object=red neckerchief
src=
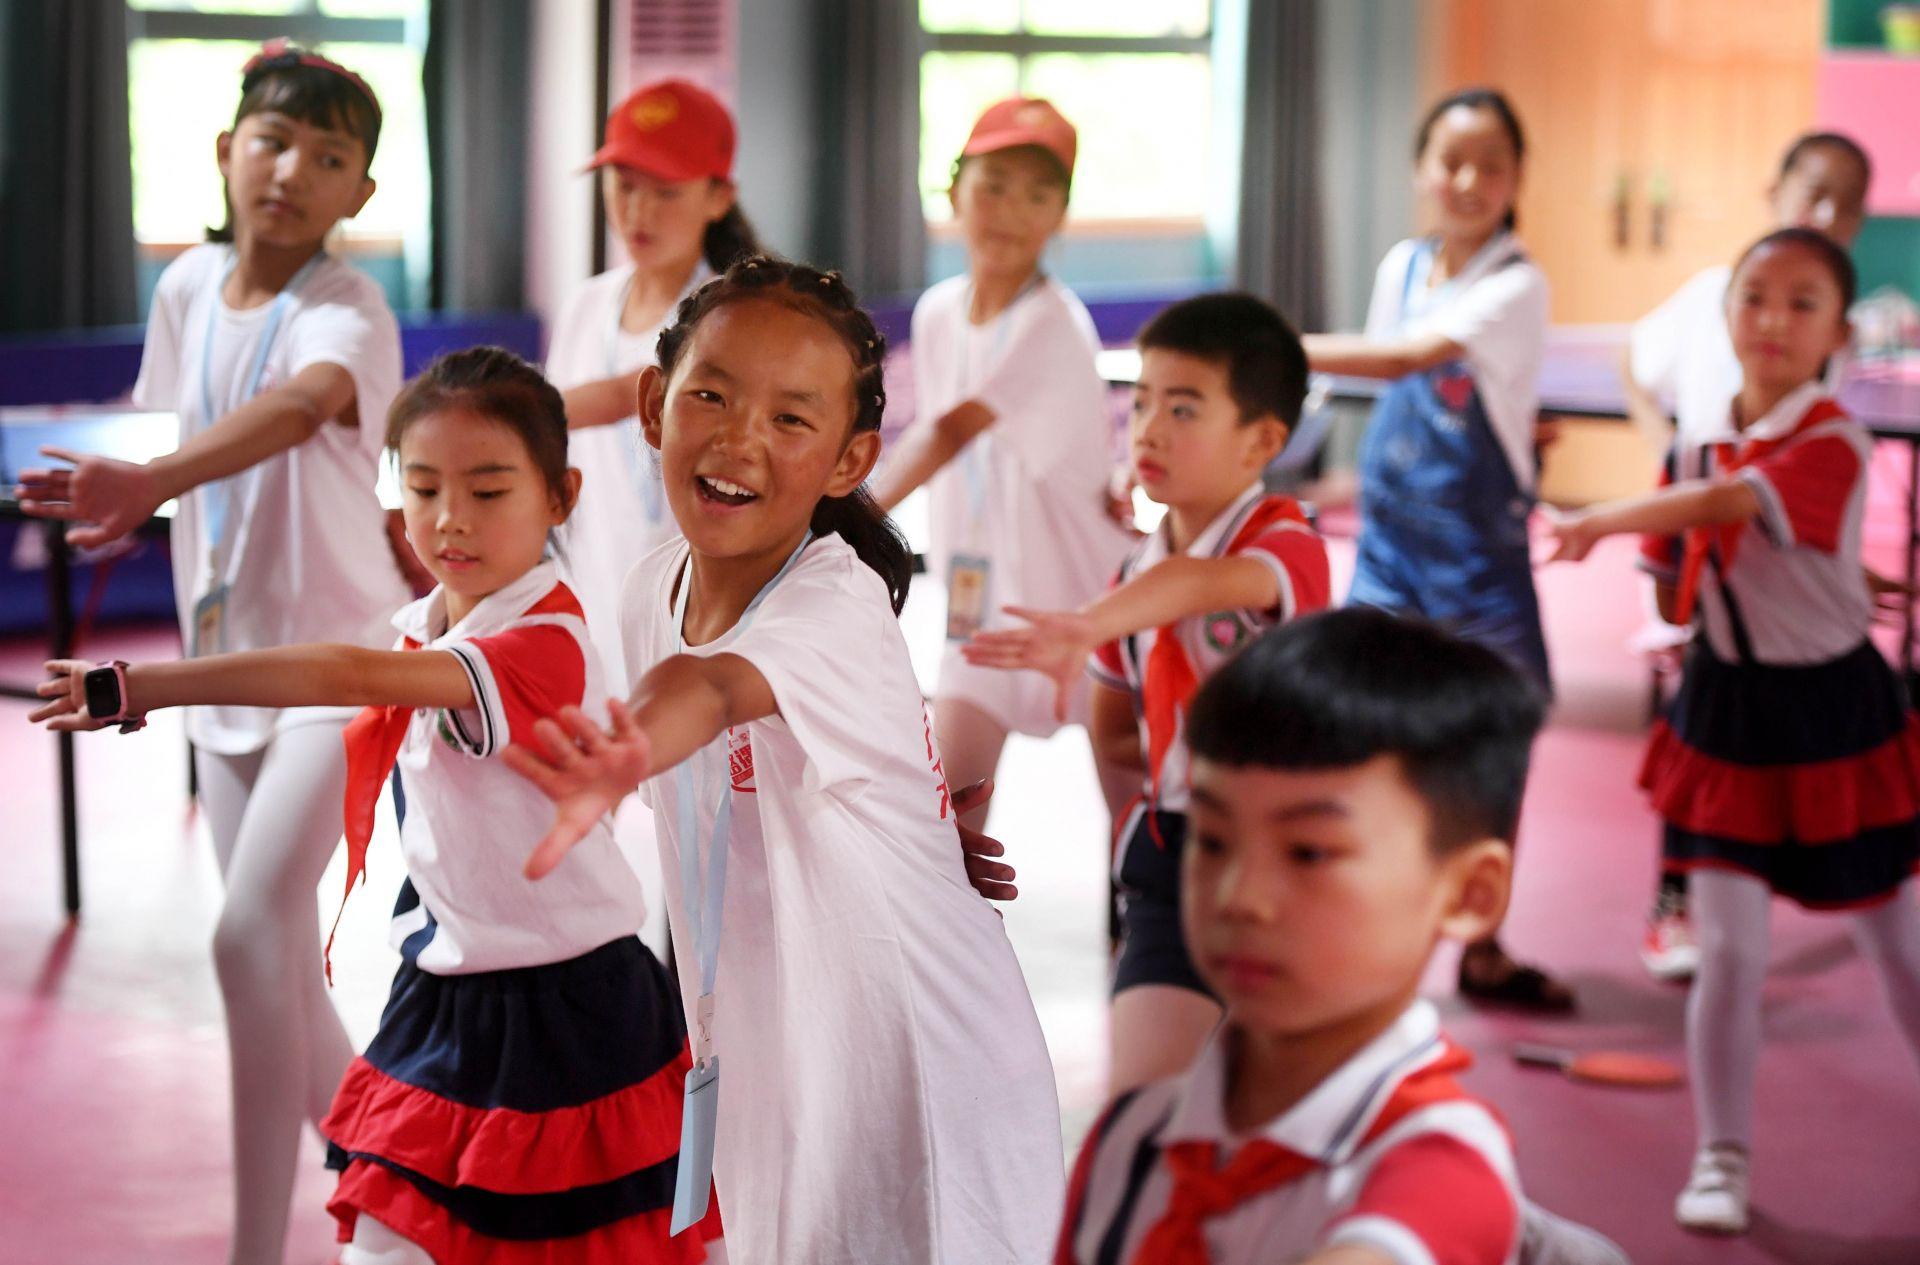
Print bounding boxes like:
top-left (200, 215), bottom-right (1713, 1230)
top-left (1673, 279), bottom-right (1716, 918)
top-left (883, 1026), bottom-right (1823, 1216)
top-left (1141, 497), bottom-right (1312, 829)
top-left (1671, 398), bottom-right (1846, 627)
top-left (1129, 1039), bottom-right (1476, 1264)
top-left (1129, 1139), bottom-right (1318, 1265)
top-left (324, 635), bottom-right (420, 984)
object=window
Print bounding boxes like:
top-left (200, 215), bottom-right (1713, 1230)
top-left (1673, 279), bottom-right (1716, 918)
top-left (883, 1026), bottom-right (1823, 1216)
top-left (918, 1), bottom-right (1213, 225)
top-left (126, 0), bottom-right (430, 309)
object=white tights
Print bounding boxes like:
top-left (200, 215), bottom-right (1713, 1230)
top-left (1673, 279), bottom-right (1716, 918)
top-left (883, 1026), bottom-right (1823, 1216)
top-left (195, 719), bottom-right (356, 1265)
top-left (1688, 869), bottom-right (1920, 1151)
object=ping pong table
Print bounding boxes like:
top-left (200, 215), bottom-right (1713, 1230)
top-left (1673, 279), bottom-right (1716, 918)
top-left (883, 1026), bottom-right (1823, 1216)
top-left (3, 406), bottom-right (404, 917)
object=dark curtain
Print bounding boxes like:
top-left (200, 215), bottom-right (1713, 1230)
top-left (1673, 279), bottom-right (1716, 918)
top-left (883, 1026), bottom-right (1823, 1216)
top-left (425, 0), bottom-right (532, 310)
top-left (1235, 0), bottom-right (1326, 333)
top-left (806, 0), bottom-right (926, 299)
top-left (0, 1), bottom-right (138, 332)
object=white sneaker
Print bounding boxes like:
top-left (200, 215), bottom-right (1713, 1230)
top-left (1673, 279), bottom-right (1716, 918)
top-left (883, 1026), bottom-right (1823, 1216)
top-left (1675, 1145), bottom-right (1750, 1234)
top-left (1641, 892), bottom-right (1700, 982)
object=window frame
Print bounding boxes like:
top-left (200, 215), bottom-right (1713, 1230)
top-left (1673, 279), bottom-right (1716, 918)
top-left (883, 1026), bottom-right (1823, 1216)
top-left (919, 4), bottom-right (1216, 233)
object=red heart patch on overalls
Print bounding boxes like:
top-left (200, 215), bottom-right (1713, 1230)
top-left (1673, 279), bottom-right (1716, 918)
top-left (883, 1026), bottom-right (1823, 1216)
top-left (1436, 370), bottom-right (1473, 412)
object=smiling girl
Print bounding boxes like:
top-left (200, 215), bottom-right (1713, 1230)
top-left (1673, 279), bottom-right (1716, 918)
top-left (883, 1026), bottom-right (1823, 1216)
top-left (508, 257), bottom-right (1065, 1262)
top-left (1302, 86), bottom-right (1569, 1013)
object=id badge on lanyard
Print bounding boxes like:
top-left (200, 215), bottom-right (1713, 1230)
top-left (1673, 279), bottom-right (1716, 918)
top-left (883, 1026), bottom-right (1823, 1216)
top-left (190, 251), bottom-right (322, 656)
top-left (665, 531), bottom-right (811, 1235)
top-left (942, 281), bottom-right (1034, 642)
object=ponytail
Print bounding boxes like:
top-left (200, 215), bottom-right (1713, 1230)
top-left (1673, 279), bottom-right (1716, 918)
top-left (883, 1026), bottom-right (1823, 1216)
top-left (656, 255), bottom-right (912, 613)
top-left (702, 202), bottom-right (762, 273)
top-left (810, 487), bottom-right (913, 615)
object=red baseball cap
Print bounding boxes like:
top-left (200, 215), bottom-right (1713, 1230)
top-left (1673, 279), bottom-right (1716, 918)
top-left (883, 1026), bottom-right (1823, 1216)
top-left (961, 97), bottom-right (1077, 181)
top-left (585, 79), bottom-right (735, 182)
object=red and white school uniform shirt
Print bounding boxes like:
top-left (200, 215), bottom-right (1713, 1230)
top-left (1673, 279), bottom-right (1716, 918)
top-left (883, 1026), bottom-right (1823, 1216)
top-left (620, 534), bottom-right (1065, 1263)
top-left (363, 561), bottom-right (648, 975)
top-left (1057, 1001), bottom-right (1521, 1265)
top-left (909, 273), bottom-right (1135, 736)
top-left (1638, 381), bottom-right (1873, 666)
top-left (1089, 484), bottom-right (1331, 813)
top-left (133, 243), bottom-right (409, 755)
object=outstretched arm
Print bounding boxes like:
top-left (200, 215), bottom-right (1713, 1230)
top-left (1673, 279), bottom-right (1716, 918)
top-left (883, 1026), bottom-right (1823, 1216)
top-left (13, 362), bottom-right (360, 548)
top-left (1547, 477), bottom-right (1761, 564)
top-left (871, 400), bottom-right (996, 512)
top-left (562, 374), bottom-right (643, 431)
top-left (963, 555), bottom-right (1279, 722)
top-left (508, 651), bottom-right (778, 877)
top-left (1302, 331), bottom-right (1463, 380)
top-left (29, 643), bottom-right (474, 730)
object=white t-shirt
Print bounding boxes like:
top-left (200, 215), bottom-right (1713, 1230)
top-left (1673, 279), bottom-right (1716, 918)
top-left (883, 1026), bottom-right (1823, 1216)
top-left (379, 562), bottom-right (647, 974)
top-left (546, 262), bottom-right (709, 686)
top-left (1364, 232), bottom-right (1550, 493)
top-left (1630, 265), bottom-right (1742, 447)
top-left (132, 243), bottom-right (408, 754)
top-left (621, 534), bottom-right (1064, 1264)
top-left (908, 274), bottom-right (1133, 736)
top-left (1630, 264), bottom-right (1858, 447)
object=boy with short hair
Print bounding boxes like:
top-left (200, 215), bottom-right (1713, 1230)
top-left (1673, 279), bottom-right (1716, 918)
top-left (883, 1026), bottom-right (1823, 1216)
top-left (1055, 608), bottom-right (1542, 1264)
top-left (964, 293), bottom-right (1332, 1095)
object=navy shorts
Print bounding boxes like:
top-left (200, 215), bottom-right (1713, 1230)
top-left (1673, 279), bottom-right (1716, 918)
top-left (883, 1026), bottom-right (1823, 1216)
top-left (1112, 808), bottom-right (1217, 1000)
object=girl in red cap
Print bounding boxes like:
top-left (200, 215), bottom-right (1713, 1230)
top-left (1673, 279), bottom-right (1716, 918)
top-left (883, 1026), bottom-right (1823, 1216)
top-left (871, 94), bottom-right (1136, 884)
top-left (551, 79), bottom-right (759, 690)
top-left (14, 43), bottom-right (409, 1265)
top-left (548, 82), bottom-right (760, 977)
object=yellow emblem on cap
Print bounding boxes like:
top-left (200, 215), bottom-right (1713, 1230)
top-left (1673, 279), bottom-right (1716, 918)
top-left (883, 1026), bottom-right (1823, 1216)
top-left (633, 92), bottom-right (679, 131)
top-left (1016, 102), bottom-right (1051, 126)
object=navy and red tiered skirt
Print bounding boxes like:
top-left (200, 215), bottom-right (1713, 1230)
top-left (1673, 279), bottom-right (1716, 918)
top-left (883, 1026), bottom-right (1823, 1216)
top-left (1643, 638), bottom-right (1920, 909)
top-left (322, 930), bottom-right (711, 1264)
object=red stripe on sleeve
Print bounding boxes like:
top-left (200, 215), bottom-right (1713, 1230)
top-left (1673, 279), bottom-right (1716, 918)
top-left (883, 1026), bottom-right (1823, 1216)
top-left (1239, 526), bottom-right (1332, 617)
top-left (1749, 433), bottom-right (1860, 554)
top-left (1330, 1132), bottom-right (1518, 1265)
top-left (466, 623), bottom-right (587, 748)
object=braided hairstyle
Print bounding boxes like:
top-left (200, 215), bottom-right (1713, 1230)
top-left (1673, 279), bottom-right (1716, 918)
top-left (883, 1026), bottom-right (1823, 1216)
top-left (654, 255), bottom-right (912, 613)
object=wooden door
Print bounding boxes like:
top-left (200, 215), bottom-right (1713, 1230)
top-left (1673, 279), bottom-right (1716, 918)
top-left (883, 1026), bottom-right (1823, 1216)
top-left (1432, 0), bottom-right (1820, 323)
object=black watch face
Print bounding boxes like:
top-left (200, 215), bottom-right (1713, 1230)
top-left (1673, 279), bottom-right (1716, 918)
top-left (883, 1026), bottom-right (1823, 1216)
top-left (83, 668), bottom-right (120, 720)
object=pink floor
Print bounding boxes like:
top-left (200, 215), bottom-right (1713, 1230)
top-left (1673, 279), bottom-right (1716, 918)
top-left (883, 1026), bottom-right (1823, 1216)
top-left (5, 489), bottom-right (1920, 1263)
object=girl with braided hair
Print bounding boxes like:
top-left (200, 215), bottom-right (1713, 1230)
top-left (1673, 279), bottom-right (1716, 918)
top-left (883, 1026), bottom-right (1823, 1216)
top-left (508, 255), bottom-right (1066, 1263)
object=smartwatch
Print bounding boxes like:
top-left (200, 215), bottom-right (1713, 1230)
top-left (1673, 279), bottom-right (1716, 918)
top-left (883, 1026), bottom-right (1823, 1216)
top-left (82, 661), bottom-right (146, 733)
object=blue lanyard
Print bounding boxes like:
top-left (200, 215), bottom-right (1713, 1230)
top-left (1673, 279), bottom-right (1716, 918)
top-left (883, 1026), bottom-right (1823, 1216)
top-left (197, 250), bottom-right (324, 566)
top-left (606, 266), bottom-right (708, 529)
top-left (669, 530), bottom-right (812, 1061)
top-left (953, 275), bottom-right (1043, 534)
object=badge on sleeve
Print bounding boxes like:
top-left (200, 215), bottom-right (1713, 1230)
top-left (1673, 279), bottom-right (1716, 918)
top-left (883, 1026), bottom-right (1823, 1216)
top-left (945, 553), bottom-right (992, 642)
top-left (191, 583), bottom-right (230, 658)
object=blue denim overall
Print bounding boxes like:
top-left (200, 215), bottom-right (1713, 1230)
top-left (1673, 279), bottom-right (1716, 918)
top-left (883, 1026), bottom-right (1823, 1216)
top-left (1348, 242), bottom-right (1552, 690)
